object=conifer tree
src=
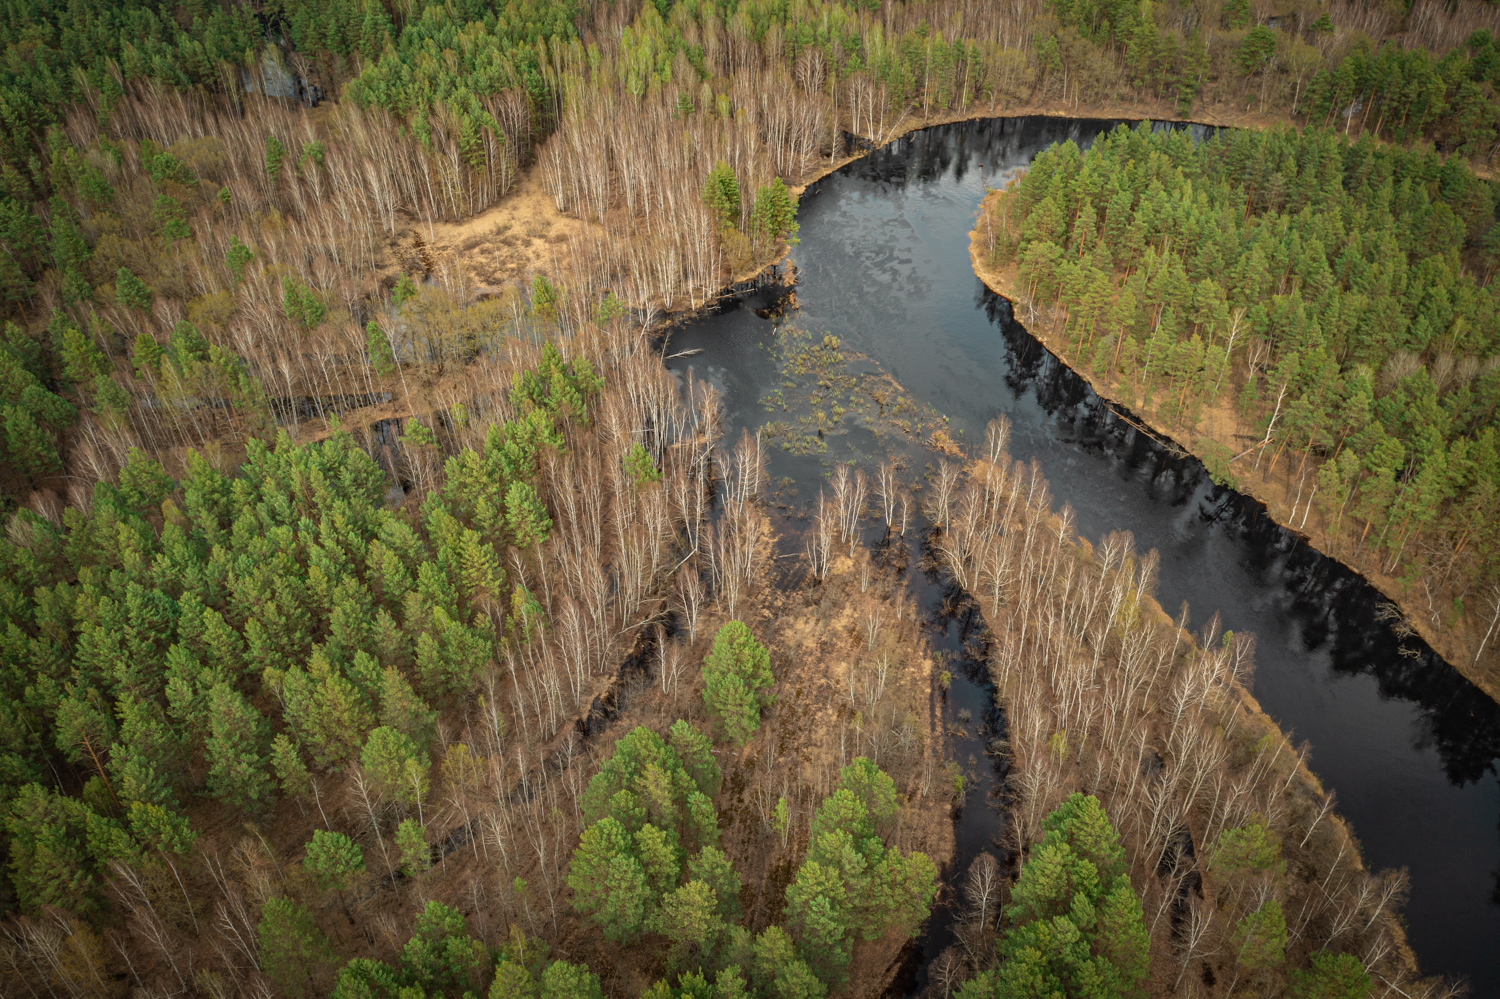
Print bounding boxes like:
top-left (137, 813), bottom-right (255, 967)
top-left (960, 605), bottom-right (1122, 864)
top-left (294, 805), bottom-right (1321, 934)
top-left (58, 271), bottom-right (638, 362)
top-left (750, 178), bottom-right (799, 244)
top-left (1289, 951), bottom-right (1371, 999)
top-left (703, 162), bottom-right (741, 229)
top-left (303, 829), bottom-right (365, 912)
top-left (625, 441), bottom-right (662, 485)
top-left (1228, 898), bottom-right (1288, 992)
top-left (490, 959), bottom-right (536, 999)
top-left (379, 666), bottom-right (438, 749)
top-left (970, 793), bottom-right (1148, 999)
top-left (265, 136), bottom-right (287, 184)
top-left (506, 480), bottom-right (553, 548)
top-left (271, 734), bottom-right (313, 799)
top-left (116, 267), bottom-right (151, 311)
top-left (701, 621), bottom-right (774, 745)
top-left (226, 236), bottom-right (253, 282)
top-left (397, 818), bottom-right (430, 876)
top-left (259, 897), bottom-right (332, 998)
top-left (654, 879), bottom-right (722, 964)
top-left (568, 816), bottom-right (649, 941)
top-left (361, 726), bottom-right (430, 811)
top-left (689, 844), bottom-right (743, 922)
top-left (539, 962), bottom-right (603, 999)
top-left (205, 683), bottom-right (272, 810)
top-left (400, 901), bottom-right (488, 997)
top-left (4, 784), bottom-right (99, 912)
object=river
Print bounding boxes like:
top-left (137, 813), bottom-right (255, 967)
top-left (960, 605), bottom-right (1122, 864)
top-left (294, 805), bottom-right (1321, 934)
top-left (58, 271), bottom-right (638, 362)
top-left (663, 116), bottom-right (1500, 994)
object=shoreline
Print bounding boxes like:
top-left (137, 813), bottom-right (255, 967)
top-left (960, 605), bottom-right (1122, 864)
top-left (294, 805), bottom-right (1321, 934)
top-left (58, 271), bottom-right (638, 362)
top-left (678, 97), bottom-right (1274, 318)
top-left (967, 189), bottom-right (1500, 705)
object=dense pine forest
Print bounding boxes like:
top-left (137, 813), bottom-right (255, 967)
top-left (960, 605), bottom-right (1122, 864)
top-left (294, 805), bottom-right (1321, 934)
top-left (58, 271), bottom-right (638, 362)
top-left (974, 123), bottom-right (1500, 691)
top-left (0, 0), bottom-right (1495, 996)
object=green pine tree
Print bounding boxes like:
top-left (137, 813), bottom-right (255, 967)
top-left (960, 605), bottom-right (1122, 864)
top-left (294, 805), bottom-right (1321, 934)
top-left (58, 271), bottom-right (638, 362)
top-left (567, 816), bottom-right (649, 941)
top-left (1289, 952), bottom-right (1371, 999)
top-left (400, 900), bottom-right (488, 997)
top-left (703, 162), bottom-right (741, 229)
top-left (226, 236), bottom-right (254, 282)
top-left (116, 267), bottom-right (151, 310)
top-left (539, 962), bottom-right (603, 999)
top-left (360, 726), bottom-right (430, 810)
top-left (506, 480), bottom-right (553, 547)
top-left (258, 897), bottom-right (333, 998)
top-left (396, 817), bottom-right (430, 876)
top-left (701, 621), bottom-right (774, 745)
top-left (205, 683), bottom-right (272, 810)
top-left (302, 829), bottom-right (365, 911)
top-left (266, 136), bottom-right (287, 184)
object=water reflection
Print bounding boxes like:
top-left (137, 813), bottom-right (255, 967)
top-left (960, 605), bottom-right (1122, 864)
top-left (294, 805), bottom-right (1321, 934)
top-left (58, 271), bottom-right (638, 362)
top-left (988, 289), bottom-right (1500, 788)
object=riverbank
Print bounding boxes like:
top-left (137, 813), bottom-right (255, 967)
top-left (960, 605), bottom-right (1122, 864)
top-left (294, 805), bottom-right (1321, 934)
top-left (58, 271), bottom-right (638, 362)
top-left (932, 450), bottom-right (1426, 994)
top-left (967, 188), bottom-right (1500, 705)
top-left (392, 92), bottom-right (1293, 318)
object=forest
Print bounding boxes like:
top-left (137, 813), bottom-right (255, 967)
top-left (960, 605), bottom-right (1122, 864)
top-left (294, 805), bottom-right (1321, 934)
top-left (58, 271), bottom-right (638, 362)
top-left (0, 0), bottom-right (1494, 997)
top-left (926, 419), bottom-right (1424, 998)
top-left (973, 122), bottom-right (1500, 691)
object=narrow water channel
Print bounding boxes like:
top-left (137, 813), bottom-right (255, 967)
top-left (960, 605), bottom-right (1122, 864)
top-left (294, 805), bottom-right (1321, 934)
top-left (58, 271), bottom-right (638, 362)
top-left (664, 117), bottom-right (1500, 993)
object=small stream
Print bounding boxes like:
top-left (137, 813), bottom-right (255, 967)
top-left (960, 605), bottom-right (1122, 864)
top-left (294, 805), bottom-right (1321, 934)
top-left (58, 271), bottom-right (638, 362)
top-left (664, 117), bottom-right (1500, 994)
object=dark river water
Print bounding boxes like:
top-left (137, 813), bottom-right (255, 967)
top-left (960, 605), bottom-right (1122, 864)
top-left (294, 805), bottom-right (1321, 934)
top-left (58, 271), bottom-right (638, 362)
top-left (664, 117), bottom-right (1500, 993)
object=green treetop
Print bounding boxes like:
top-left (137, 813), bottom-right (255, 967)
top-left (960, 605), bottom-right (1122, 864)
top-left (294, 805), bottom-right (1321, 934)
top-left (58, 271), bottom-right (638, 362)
top-left (962, 793), bottom-right (1148, 999)
top-left (701, 621), bottom-right (774, 745)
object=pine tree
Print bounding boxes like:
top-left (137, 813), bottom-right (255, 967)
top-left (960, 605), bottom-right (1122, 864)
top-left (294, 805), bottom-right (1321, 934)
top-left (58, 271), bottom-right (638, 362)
top-left (783, 859), bottom-right (852, 981)
top-left (1289, 952), bottom-right (1371, 999)
top-left (568, 816), bottom-right (649, 941)
top-left (115, 267), bottom-right (151, 311)
top-left (4, 784), bottom-right (99, 912)
top-left (750, 178), bottom-right (799, 244)
top-left (205, 683), bottom-right (272, 810)
top-left (270, 734), bottom-right (312, 799)
top-left (283, 654), bottom-right (375, 767)
top-left (1229, 898), bottom-right (1288, 991)
top-left (266, 136), bottom-right (287, 184)
top-left (333, 958), bottom-right (401, 999)
top-left (258, 897), bottom-right (332, 998)
top-left (226, 236), bottom-right (254, 282)
top-left (531, 275), bottom-right (560, 324)
top-left (634, 822), bottom-right (681, 898)
top-left (624, 442), bottom-right (662, 485)
top-left (490, 960), bottom-right (537, 999)
top-left (379, 666), bottom-right (437, 749)
top-left (4, 402), bottom-right (61, 474)
top-left (397, 817), bottom-right (430, 876)
top-left (366, 321), bottom-right (396, 375)
top-left (539, 962), bottom-right (603, 999)
top-left (701, 621), bottom-right (774, 745)
top-left (506, 480), bottom-right (552, 547)
top-left (689, 844), bottom-right (743, 922)
top-left (703, 162), bottom-right (741, 230)
top-left (361, 726), bottom-right (430, 810)
top-left (653, 880), bottom-right (722, 964)
top-left (400, 901), bottom-right (488, 997)
top-left (990, 794), bottom-right (1149, 999)
top-left (668, 721), bottom-right (721, 796)
top-left (303, 829), bottom-right (365, 911)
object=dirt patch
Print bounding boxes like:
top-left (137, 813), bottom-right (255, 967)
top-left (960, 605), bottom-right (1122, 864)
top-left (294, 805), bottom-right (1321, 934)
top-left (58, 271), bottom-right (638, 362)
top-left (377, 167), bottom-right (584, 296)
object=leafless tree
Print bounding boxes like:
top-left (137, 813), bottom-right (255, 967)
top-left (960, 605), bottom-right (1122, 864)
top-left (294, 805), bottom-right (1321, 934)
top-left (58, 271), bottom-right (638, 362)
top-left (963, 852), bottom-right (1003, 931)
